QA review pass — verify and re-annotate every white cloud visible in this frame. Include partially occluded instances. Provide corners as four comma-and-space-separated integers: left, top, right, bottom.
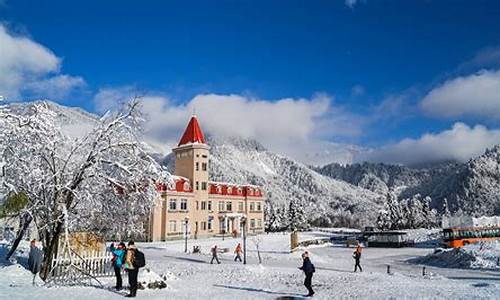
360, 122, 500, 166
93, 89, 362, 164
0, 24, 84, 100
421, 69, 500, 120
26, 74, 85, 99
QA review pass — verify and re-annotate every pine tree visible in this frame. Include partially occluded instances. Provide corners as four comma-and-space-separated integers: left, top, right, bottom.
442, 198, 451, 217
274, 206, 284, 231
288, 198, 307, 231
264, 200, 283, 232
409, 195, 425, 228
387, 191, 404, 230
264, 200, 274, 232
376, 192, 394, 230
422, 196, 437, 228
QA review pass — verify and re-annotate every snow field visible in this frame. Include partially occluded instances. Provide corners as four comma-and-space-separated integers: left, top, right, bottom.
1, 232, 499, 299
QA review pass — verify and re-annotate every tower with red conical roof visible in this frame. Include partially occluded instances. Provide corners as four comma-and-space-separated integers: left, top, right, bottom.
177, 115, 206, 146
172, 115, 210, 199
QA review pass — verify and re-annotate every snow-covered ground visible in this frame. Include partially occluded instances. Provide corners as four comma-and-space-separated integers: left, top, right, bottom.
411, 240, 500, 270
1, 232, 499, 299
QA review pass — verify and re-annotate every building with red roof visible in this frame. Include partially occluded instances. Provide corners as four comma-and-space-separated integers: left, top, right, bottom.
148, 115, 265, 241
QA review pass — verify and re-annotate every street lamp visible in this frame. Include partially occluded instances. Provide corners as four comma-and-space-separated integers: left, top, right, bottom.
184, 216, 189, 253
222, 216, 226, 241
241, 216, 247, 265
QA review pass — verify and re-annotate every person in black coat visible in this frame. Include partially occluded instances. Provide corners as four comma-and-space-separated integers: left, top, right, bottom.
27, 239, 43, 286
299, 251, 315, 297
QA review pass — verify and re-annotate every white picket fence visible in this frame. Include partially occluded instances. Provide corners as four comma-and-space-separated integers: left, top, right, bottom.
50, 249, 120, 280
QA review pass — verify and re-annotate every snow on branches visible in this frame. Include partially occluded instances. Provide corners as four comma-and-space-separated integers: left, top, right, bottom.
0, 99, 171, 279
376, 191, 438, 230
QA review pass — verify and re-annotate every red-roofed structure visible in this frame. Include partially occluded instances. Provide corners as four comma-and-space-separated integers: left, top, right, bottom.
149, 116, 265, 242
178, 115, 206, 146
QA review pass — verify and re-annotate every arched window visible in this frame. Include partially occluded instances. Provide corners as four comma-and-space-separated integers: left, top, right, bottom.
183, 181, 190, 191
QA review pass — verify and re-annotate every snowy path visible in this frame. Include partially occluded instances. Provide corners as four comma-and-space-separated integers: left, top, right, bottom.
137, 233, 500, 299
1, 233, 499, 299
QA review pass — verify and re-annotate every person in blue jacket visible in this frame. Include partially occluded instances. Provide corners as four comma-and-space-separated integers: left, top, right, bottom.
299, 251, 315, 297
110, 242, 126, 290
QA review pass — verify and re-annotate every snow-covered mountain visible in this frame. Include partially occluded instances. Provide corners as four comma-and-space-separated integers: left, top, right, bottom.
314, 162, 459, 196
162, 136, 383, 227
422, 145, 500, 215
6, 100, 498, 226
316, 147, 500, 217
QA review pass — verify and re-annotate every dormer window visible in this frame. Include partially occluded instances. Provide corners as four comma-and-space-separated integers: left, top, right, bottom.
227, 186, 232, 194
183, 182, 190, 191
248, 188, 253, 196
237, 187, 242, 195
217, 185, 222, 193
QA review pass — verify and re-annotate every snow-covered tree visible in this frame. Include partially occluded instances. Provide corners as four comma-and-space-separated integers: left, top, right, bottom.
376, 208, 391, 230
288, 198, 307, 231
376, 191, 404, 230
422, 196, 438, 228
265, 201, 286, 232
264, 200, 274, 231
0, 100, 169, 280
441, 197, 451, 217
387, 191, 405, 229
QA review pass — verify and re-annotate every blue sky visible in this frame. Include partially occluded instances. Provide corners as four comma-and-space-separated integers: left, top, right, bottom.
1, 0, 500, 165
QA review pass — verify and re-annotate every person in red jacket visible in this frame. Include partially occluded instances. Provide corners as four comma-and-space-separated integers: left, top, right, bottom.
353, 244, 363, 272
234, 243, 243, 262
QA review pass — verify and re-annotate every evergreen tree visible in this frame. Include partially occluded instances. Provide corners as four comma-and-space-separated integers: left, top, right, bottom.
274, 206, 285, 231
408, 194, 425, 228
264, 200, 274, 232
442, 198, 451, 217
264, 200, 284, 232
376, 192, 395, 230
288, 198, 307, 231
422, 196, 437, 228
387, 191, 404, 230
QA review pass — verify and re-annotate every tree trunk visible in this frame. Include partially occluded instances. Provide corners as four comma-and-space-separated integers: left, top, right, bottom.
40, 220, 63, 281
5, 213, 32, 260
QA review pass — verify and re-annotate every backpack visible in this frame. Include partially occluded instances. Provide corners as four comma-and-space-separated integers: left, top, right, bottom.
311, 263, 316, 273
133, 250, 146, 268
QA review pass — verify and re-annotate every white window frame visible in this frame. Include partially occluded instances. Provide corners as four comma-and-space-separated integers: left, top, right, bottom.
169, 199, 177, 210
180, 199, 187, 210
169, 220, 177, 232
